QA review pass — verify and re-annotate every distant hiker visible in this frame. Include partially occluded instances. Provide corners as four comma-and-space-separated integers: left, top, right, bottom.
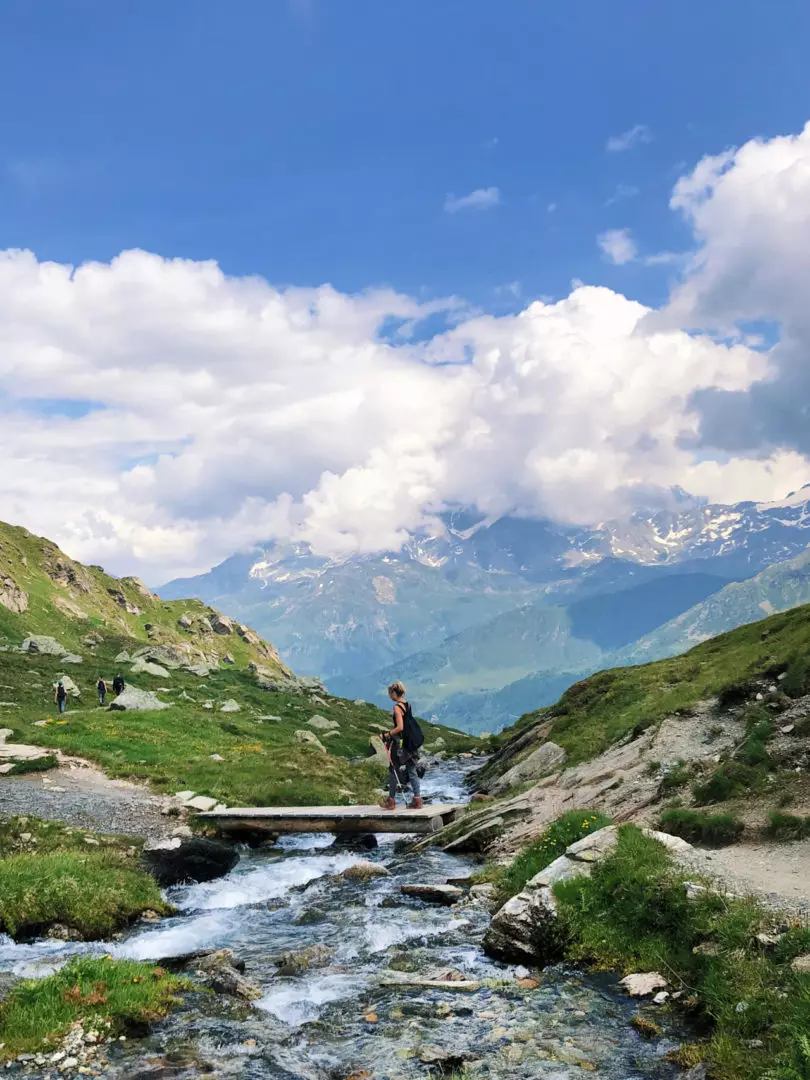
113, 673, 125, 696
54, 681, 67, 715
380, 681, 425, 811
97, 676, 108, 707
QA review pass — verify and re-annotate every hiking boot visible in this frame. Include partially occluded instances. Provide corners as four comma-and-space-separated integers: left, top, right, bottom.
407, 797, 424, 810
380, 797, 397, 811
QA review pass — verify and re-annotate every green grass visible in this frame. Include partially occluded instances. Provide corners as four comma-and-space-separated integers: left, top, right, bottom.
0, 849, 170, 939
658, 807, 744, 846
552, 826, 810, 1080
0, 956, 189, 1059
2, 753, 58, 775
764, 811, 810, 841
486, 809, 611, 903
508, 603, 810, 766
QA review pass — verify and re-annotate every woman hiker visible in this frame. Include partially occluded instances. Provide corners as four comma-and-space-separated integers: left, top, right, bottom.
97, 676, 108, 707
380, 681, 424, 811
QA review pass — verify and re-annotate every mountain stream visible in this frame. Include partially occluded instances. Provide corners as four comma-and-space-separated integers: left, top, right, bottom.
0, 762, 682, 1079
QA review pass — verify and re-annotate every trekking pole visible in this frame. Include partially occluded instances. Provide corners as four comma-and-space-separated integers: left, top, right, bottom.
384, 737, 406, 797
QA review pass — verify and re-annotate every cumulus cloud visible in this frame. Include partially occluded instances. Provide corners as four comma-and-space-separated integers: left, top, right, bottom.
598, 228, 638, 264
606, 124, 652, 152
444, 187, 500, 213
2, 124, 810, 581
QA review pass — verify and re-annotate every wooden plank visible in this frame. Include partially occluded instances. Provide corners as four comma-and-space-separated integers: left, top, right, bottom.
198, 804, 464, 835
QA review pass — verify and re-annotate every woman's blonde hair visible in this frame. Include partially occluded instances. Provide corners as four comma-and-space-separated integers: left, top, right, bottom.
388, 681, 406, 698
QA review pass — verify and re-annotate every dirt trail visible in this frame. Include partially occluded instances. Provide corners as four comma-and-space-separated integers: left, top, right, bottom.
678, 839, 810, 917
0, 753, 177, 838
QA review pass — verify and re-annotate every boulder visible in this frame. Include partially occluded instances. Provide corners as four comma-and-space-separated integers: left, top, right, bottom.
791, 954, 810, 974
401, 884, 463, 906
308, 714, 340, 732
131, 659, 171, 678
188, 949, 261, 1000
336, 861, 391, 882
53, 674, 81, 698
61, 653, 83, 665
222, 653, 236, 665
295, 730, 326, 752
20, 635, 68, 657
141, 836, 239, 887
219, 699, 241, 713
368, 735, 391, 768
489, 742, 567, 795
185, 664, 212, 678
133, 645, 186, 669
108, 687, 169, 712
0, 577, 28, 614
186, 795, 219, 812
210, 614, 234, 635
620, 972, 668, 997
178, 614, 193, 629
114, 650, 131, 663
273, 944, 335, 975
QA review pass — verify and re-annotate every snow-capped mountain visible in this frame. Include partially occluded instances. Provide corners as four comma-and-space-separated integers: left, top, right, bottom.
159, 486, 810, 728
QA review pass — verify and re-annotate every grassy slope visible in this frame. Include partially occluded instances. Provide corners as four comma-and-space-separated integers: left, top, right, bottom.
0, 521, 475, 806
493, 601, 810, 767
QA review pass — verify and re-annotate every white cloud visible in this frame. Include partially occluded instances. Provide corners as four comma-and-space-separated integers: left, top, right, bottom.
2, 124, 810, 581
598, 228, 638, 265
606, 124, 652, 153
444, 187, 500, 213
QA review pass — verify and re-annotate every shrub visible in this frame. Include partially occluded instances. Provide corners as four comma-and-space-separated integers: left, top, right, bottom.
782, 657, 810, 700
492, 809, 611, 902
774, 927, 810, 964
660, 760, 693, 793
692, 761, 765, 805
659, 808, 744, 847
764, 812, 810, 842
5, 754, 58, 775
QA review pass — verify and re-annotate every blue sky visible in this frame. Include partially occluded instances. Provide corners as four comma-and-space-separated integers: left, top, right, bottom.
2, 0, 809, 311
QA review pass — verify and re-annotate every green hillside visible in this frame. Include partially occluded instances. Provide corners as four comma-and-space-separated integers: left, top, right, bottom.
483, 600, 810, 780
0, 521, 474, 806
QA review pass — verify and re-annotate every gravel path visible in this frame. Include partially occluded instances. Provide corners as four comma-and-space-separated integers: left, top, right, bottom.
0, 759, 177, 839
678, 840, 810, 918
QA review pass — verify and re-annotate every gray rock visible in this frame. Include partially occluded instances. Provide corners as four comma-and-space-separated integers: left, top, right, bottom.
186, 795, 219, 812
108, 686, 169, 712
273, 944, 335, 975
61, 653, 83, 665
791, 954, 810, 973
178, 614, 193, 629
114, 650, 131, 663
489, 741, 567, 794
0, 577, 28, 614
211, 614, 234, 635
141, 836, 238, 886
219, 699, 241, 713
620, 972, 668, 997
336, 861, 391, 882
21, 635, 68, 657
308, 713, 340, 732
53, 674, 81, 698
401, 884, 463, 906
184, 664, 212, 678
130, 658, 171, 677
295, 729, 326, 752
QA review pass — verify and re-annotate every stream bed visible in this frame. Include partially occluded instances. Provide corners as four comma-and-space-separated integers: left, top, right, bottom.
0, 763, 683, 1079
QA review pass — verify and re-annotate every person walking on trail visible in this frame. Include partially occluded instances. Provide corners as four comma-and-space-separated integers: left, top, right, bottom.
380, 681, 425, 811
54, 681, 68, 715
112, 673, 125, 696
97, 676, 108, 707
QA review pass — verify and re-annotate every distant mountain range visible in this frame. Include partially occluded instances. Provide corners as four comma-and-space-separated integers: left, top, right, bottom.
160, 486, 810, 732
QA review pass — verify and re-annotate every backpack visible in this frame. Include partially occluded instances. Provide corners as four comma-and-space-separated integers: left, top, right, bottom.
56, 684, 66, 701
401, 701, 425, 754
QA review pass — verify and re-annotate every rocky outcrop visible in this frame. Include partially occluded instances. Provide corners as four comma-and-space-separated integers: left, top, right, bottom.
52, 595, 88, 620
483, 826, 692, 964
121, 576, 154, 599
20, 635, 68, 656
489, 741, 567, 795
108, 687, 169, 711
257, 672, 326, 695
0, 577, 28, 614
130, 659, 170, 678
46, 557, 92, 594
210, 614, 234, 635
141, 837, 239, 887
107, 588, 141, 616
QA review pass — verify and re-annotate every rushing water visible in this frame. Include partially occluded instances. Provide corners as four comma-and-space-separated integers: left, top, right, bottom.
0, 761, 683, 1078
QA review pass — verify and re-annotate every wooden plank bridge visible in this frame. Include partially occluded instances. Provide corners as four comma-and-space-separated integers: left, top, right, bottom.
198, 803, 465, 836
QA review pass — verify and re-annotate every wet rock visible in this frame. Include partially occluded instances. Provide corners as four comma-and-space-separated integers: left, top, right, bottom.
336, 861, 391, 882
141, 836, 238, 886
620, 972, 667, 997
401, 883, 463, 906
293, 907, 328, 925
418, 1046, 470, 1069
109, 686, 169, 711
46, 923, 85, 942
273, 943, 335, 975
192, 950, 262, 1000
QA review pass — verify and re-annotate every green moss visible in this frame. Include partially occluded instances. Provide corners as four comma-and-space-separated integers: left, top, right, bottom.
552, 826, 810, 1080
0, 957, 189, 1059
0, 850, 170, 939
